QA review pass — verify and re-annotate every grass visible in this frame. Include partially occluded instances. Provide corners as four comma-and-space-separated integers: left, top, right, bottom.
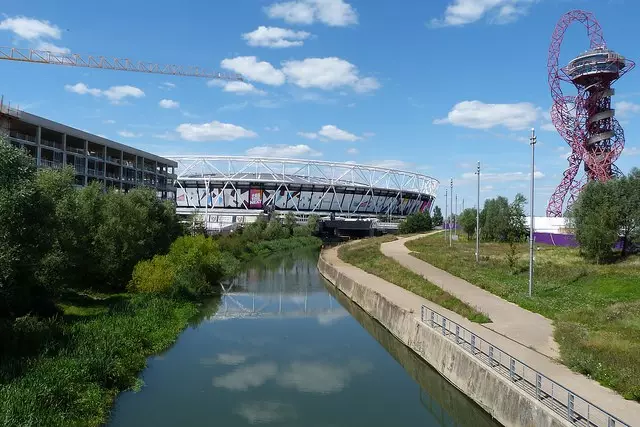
406, 233, 640, 401
338, 236, 491, 323
0, 293, 198, 427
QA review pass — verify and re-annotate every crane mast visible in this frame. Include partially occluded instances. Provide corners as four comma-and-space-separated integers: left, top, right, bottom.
0, 47, 243, 81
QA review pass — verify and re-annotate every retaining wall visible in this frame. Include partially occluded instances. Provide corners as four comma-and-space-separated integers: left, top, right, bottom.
318, 252, 571, 427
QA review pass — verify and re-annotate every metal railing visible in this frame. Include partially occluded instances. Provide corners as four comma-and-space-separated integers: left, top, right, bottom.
40, 159, 63, 169
41, 138, 63, 150
87, 168, 104, 177
66, 146, 85, 155
420, 306, 630, 427
9, 130, 36, 142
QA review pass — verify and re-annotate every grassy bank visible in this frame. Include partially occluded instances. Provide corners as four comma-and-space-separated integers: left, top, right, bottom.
338, 237, 490, 323
406, 234, 640, 401
0, 235, 322, 426
0, 294, 198, 427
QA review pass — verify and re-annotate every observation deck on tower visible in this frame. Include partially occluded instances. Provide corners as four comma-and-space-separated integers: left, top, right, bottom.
566, 47, 628, 86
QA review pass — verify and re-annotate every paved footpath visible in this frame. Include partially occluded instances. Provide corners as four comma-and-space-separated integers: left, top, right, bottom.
381, 234, 559, 359
325, 240, 640, 425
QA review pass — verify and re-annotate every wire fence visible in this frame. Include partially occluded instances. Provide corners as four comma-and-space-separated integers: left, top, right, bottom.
420, 306, 630, 427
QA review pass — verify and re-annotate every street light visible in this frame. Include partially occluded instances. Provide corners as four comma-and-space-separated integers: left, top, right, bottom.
449, 178, 453, 247
444, 189, 448, 242
529, 129, 537, 297
476, 161, 480, 263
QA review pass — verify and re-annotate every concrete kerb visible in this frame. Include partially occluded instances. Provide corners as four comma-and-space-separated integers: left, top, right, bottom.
318, 249, 572, 427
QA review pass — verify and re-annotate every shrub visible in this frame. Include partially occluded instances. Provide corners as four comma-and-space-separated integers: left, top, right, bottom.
398, 212, 433, 234
128, 255, 176, 294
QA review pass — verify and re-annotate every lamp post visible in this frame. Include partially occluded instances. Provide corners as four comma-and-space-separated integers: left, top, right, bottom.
476, 161, 480, 263
444, 189, 448, 242
529, 129, 537, 297
449, 178, 453, 247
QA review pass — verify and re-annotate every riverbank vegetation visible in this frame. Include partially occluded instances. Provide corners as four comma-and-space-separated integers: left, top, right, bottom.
338, 236, 490, 323
0, 139, 322, 425
406, 234, 640, 400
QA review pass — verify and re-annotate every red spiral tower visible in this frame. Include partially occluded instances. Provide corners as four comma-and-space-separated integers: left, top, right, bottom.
546, 10, 634, 217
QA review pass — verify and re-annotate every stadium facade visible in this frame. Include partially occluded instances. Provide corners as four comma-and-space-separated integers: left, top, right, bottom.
171, 156, 439, 227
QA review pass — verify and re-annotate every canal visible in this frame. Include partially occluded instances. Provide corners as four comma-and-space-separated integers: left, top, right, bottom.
109, 250, 500, 427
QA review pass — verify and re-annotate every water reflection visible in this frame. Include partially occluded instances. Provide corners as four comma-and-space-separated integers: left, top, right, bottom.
108, 251, 500, 427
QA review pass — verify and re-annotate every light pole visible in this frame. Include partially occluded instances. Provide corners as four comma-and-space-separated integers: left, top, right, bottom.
444, 189, 448, 242
529, 129, 537, 297
476, 161, 480, 263
449, 178, 453, 247
454, 193, 458, 238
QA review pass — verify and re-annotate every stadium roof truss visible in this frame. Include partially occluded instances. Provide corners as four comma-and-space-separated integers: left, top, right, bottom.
169, 156, 440, 216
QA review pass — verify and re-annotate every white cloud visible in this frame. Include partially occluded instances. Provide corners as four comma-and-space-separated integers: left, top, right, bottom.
0, 16, 61, 40
347, 148, 358, 154
209, 80, 267, 96
65, 83, 145, 104
217, 102, 249, 112
213, 362, 277, 391
265, 126, 280, 131
118, 130, 142, 138
221, 56, 285, 86
246, 144, 321, 157
103, 119, 116, 124
616, 101, 640, 118
430, 0, 535, 27
266, 0, 358, 26
214, 353, 248, 366
298, 125, 360, 142
160, 82, 176, 90
35, 41, 69, 54
362, 132, 376, 138
243, 26, 311, 48
541, 122, 556, 132
159, 99, 180, 109
64, 82, 101, 97
318, 125, 360, 141
152, 132, 177, 140
276, 360, 372, 394
282, 57, 379, 93
461, 170, 544, 182
103, 85, 145, 103
298, 131, 319, 140
435, 100, 540, 131
176, 120, 257, 142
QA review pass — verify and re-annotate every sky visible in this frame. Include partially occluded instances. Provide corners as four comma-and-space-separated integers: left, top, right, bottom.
1, 0, 639, 216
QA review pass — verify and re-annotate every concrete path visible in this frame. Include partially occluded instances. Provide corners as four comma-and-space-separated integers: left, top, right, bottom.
324, 243, 640, 425
381, 234, 559, 359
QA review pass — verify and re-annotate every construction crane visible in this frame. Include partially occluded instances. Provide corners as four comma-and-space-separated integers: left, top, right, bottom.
0, 47, 244, 81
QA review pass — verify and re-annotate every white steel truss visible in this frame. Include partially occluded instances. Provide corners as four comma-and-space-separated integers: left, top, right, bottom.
169, 156, 439, 217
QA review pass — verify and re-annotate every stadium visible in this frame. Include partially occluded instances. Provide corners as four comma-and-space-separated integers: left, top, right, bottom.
170, 156, 439, 229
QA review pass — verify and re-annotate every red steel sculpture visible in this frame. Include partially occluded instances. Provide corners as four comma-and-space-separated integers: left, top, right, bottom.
546, 10, 634, 217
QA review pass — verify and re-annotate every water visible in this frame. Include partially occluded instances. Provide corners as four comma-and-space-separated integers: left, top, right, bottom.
109, 251, 500, 427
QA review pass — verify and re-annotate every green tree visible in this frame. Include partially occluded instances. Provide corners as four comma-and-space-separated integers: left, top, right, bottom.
283, 212, 297, 236
263, 218, 287, 240
458, 208, 478, 240
617, 169, 640, 256
481, 196, 510, 241
399, 212, 433, 234
0, 139, 54, 317
432, 206, 443, 227
507, 193, 528, 242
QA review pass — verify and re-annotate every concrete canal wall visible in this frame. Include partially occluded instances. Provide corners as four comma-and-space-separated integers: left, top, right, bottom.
318, 251, 571, 427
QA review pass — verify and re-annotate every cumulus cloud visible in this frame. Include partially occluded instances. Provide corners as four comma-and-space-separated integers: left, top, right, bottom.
430, 0, 535, 27
298, 125, 361, 141
282, 57, 379, 92
0, 16, 61, 40
346, 148, 358, 155
0, 16, 70, 54
35, 41, 70, 54
623, 147, 640, 157
159, 99, 180, 109
208, 80, 266, 96
265, 0, 358, 26
160, 82, 176, 90
434, 100, 540, 131
64, 82, 145, 104
176, 120, 257, 142
246, 144, 321, 157
276, 360, 372, 394
369, 159, 413, 170
221, 56, 285, 86
234, 402, 295, 425
243, 26, 311, 48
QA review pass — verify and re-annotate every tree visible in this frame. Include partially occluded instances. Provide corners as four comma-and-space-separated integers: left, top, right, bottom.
399, 212, 433, 234
458, 208, 477, 240
432, 206, 443, 227
481, 196, 510, 241
570, 169, 640, 262
283, 212, 297, 236
507, 193, 528, 242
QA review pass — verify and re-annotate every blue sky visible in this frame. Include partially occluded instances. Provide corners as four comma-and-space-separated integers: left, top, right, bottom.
1, 0, 639, 215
